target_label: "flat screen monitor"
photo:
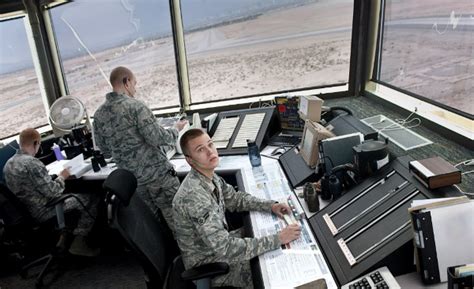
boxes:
[319,132,363,174]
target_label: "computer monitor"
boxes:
[300,120,335,167]
[274,96,305,133]
[318,132,363,175]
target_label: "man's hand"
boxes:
[279,224,301,244]
[59,168,71,180]
[175,119,189,131]
[271,203,291,218]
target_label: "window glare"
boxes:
[182,0,354,103]
[0,17,47,139]
[379,0,474,116]
[49,0,180,113]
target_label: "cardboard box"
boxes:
[298,95,323,122]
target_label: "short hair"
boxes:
[19,128,40,147]
[180,128,206,156]
[109,66,134,87]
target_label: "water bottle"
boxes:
[52,143,64,161]
[304,182,320,212]
[247,140,261,167]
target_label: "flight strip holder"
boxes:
[208,107,276,156]
[309,156,440,286]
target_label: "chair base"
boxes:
[20,253,54,288]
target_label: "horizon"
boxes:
[0,0,316,75]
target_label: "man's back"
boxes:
[3,151,64,221]
[93,92,178,186]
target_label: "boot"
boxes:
[69,235,100,257]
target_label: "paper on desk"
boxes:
[63,154,92,177]
[243,164,337,289]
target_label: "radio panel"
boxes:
[309,156,441,286]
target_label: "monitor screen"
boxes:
[275,96,305,132]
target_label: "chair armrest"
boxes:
[44,194,76,208]
[181,262,229,281]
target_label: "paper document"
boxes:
[244,164,337,289]
[232,113,265,148]
[63,154,92,177]
[212,117,239,149]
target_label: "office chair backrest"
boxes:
[0,140,19,184]
[103,169,180,288]
[0,183,33,229]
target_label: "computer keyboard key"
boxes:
[341,266,400,289]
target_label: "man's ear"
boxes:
[185,155,193,165]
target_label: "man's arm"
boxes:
[182,198,281,262]
[134,102,179,147]
[29,159,65,200]
[93,119,111,158]
[220,177,275,212]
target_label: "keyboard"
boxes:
[268,133,301,146]
[341,266,400,289]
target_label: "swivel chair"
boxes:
[0,183,80,288]
[103,169,230,289]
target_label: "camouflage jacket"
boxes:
[93,92,178,186]
[3,150,65,221]
[173,168,281,269]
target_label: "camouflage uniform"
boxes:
[93,92,180,231]
[3,150,97,236]
[173,168,281,288]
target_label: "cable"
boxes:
[454,159,474,167]
[261,154,279,160]
[329,106,353,116]
[461,170,474,175]
[321,155,335,171]
[379,110,421,131]
[453,184,474,196]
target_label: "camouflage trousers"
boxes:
[136,175,180,234]
[212,228,254,289]
[38,193,99,237]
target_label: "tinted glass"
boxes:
[182,0,354,103]
[49,0,180,113]
[0,17,47,139]
[379,0,473,115]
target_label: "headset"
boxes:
[320,163,359,200]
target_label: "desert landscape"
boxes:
[0,0,472,139]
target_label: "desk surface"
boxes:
[173,154,338,288]
[49,150,445,288]
[46,158,116,180]
[174,152,445,289]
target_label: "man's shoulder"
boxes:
[174,174,207,204]
[4,154,42,178]
[5,153,34,167]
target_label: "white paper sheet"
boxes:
[243,163,337,289]
[212,117,240,149]
[232,113,265,148]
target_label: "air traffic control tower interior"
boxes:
[1,0,473,288]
